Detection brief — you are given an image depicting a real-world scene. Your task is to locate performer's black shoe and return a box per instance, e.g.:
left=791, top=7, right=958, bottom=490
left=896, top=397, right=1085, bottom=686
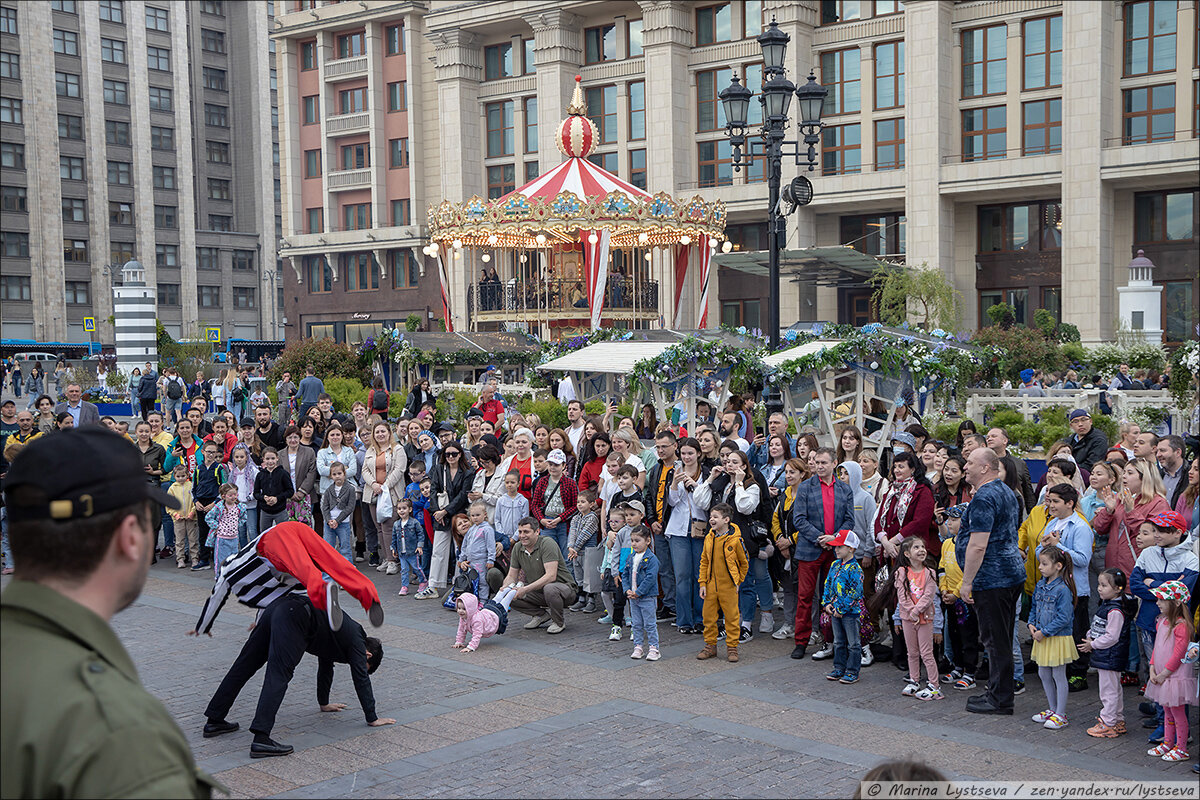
left=368, top=600, right=384, bottom=628
left=250, top=736, right=293, bottom=758
left=202, top=719, right=239, bottom=738
left=325, top=581, right=343, bottom=632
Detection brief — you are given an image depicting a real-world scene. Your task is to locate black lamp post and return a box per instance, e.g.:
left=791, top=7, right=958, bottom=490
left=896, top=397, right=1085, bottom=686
left=718, top=20, right=826, bottom=418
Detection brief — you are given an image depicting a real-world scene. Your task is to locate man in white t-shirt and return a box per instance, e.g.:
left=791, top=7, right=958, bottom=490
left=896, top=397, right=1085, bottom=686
left=718, top=411, right=750, bottom=453
left=565, top=400, right=586, bottom=453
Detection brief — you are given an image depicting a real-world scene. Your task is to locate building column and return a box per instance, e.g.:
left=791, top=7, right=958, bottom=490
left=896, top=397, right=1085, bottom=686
left=171, top=0, right=199, bottom=331
left=523, top=8, right=582, bottom=173
left=1060, top=1, right=1116, bottom=345
left=405, top=11, right=429, bottom=237
left=639, top=2, right=692, bottom=193
left=276, top=34, right=302, bottom=282
left=125, top=1, right=157, bottom=300
left=903, top=0, right=959, bottom=327
left=428, top=29, right=483, bottom=331
left=76, top=3, right=112, bottom=341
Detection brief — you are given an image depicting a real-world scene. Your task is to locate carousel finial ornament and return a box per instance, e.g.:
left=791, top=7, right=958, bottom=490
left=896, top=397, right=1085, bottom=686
left=557, top=75, right=598, bottom=158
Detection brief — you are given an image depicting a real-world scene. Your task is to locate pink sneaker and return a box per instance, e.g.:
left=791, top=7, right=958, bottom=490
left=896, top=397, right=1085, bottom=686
left=630, top=645, right=645, bottom=659
left=398, top=586, right=409, bottom=596
left=417, top=582, right=428, bottom=592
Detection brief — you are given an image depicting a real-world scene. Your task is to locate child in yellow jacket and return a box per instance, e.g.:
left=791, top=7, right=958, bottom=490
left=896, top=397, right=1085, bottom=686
left=938, top=505, right=978, bottom=688
left=167, top=463, right=200, bottom=569
left=698, top=503, right=749, bottom=663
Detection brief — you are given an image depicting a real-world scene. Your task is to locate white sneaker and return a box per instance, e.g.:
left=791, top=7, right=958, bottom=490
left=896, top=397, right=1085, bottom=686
left=375, top=561, right=388, bottom=572
left=915, top=682, right=944, bottom=701
left=902, top=680, right=920, bottom=697
left=772, top=591, right=783, bottom=610
left=631, top=645, right=645, bottom=659
left=385, top=562, right=398, bottom=575
left=860, top=645, right=874, bottom=666
left=771, top=624, right=794, bottom=640
left=758, top=613, right=774, bottom=633
left=1043, top=713, right=1068, bottom=730
left=811, top=644, right=834, bottom=661
left=646, top=647, right=661, bottom=662
left=1031, top=709, right=1053, bottom=724
left=608, top=625, right=622, bottom=641
left=546, top=622, right=565, bottom=635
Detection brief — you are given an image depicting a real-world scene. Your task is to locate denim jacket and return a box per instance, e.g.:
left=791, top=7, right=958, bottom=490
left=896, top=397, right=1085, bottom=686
left=1029, top=576, right=1074, bottom=637
left=391, top=517, right=424, bottom=556
left=620, top=549, right=660, bottom=599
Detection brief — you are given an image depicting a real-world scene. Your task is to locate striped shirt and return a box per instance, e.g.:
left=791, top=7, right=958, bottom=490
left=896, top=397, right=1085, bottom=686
left=193, top=535, right=304, bottom=634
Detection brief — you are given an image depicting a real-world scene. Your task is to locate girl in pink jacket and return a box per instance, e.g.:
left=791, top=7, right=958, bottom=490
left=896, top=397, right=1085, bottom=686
left=454, top=584, right=519, bottom=652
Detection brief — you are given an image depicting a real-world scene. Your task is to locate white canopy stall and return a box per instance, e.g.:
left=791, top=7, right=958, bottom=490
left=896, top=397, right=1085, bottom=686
left=539, top=341, right=675, bottom=409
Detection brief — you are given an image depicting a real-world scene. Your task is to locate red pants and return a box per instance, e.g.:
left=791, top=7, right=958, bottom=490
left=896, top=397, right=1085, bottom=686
left=255, top=522, right=379, bottom=613
left=793, top=550, right=834, bottom=647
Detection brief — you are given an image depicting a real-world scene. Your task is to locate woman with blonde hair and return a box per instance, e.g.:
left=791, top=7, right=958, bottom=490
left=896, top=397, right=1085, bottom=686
left=223, top=367, right=245, bottom=420
left=610, top=428, right=646, bottom=490
left=1093, top=457, right=1169, bottom=577
left=362, top=420, right=407, bottom=568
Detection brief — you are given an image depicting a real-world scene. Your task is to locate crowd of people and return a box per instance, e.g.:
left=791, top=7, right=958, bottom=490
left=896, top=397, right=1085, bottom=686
left=1, top=361, right=1197, bottom=770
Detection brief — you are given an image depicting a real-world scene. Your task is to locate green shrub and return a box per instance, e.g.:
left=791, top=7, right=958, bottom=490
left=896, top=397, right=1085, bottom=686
left=518, top=397, right=569, bottom=430
left=985, top=303, right=1016, bottom=329
left=1086, top=343, right=1166, bottom=376
left=969, top=326, right=1067, bottom=383
left=1040, top=406, right=1069, bottom=427
left=269, top=337, right=368, bottom=384
left=584, top=400, right=606, bottom=416
left=1092, top=413, right=1119, bottom=444
left=436, top=389, right=479, bottom=434
left=1041, top=424, right=1070, bottom=451
left=932, top=421, right=961, bottom=446
left=1060, top=341, right=1087, bottom=367
left=1008, top=422, right=1044, bottom=451
left=985, top=406, right=1025, bottom=431
left=324, top=377, right=367, bottom=413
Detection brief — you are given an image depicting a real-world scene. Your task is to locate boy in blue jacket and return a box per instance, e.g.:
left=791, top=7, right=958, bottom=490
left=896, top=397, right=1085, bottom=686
left=621, top=525, right=661, bottom=661
left=821, top=529, right=865, bottom=684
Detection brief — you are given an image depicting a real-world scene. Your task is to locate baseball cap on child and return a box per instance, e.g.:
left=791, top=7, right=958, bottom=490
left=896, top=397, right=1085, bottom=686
left=828, top=529, right=859, bottom=549
left=1147, top=510, right=1186, bottom=532
left=1150, top=580, right=1189, bottom=603
left=944, top=504, right=968, bottom=519
left=546, top=449, right=566, bottom=465
left=623, top=500, right=646, bottom=515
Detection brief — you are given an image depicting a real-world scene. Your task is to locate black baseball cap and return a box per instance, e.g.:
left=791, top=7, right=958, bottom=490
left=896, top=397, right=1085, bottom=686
left=5, top=428, right=180, bottom=522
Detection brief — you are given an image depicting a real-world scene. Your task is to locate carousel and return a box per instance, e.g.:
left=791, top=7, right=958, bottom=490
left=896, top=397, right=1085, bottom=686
left=426, top=76, right=727, bottom=339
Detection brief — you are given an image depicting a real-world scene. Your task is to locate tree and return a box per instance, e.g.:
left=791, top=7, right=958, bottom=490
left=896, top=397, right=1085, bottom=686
left=985, top=303, right=1016, bottom=330
left=868, top=262, right=960, bottom=332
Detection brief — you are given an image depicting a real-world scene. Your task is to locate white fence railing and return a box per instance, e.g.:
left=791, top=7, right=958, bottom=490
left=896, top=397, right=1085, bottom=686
left=964, top=388, right=1190, bottom=433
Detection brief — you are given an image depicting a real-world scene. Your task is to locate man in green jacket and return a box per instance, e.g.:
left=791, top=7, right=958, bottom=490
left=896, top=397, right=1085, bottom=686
left=1, top=428, right=220, bottom=799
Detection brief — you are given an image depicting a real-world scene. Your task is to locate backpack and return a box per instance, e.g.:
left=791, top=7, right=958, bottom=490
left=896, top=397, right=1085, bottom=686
left=231, top=384, right=245, bottom=402
left=166, top=377, right=183, bottom=399
left=371, top=388, right=389, bottom=412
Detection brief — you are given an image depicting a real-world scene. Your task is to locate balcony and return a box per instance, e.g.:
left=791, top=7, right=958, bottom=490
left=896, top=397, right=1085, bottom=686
left=467, top=278, right=659, bottom=327
left=327, top=168, right=372, bottom=192
left=324, top=55, right=367, bottom=83
left=326, top=111, right=369, bottom=136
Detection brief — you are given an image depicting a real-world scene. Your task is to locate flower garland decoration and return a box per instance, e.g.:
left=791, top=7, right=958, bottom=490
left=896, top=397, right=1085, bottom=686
left=1167, top=337, right=1198, bottom=411
left=356, top=326, right=541, bottom=368
left=629, top=336, right=766, bottom=392
left=536, top=327, right=635, bottom=366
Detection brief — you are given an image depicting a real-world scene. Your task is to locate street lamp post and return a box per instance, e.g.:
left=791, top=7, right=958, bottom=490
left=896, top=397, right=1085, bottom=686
left=719, top=20, right=826, bottom=420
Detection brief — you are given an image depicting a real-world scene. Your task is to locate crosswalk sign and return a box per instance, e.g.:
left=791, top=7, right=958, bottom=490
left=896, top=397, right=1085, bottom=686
left=205, top=327, right=221, bottom=343
left=82, top=317, right=96, bottom=332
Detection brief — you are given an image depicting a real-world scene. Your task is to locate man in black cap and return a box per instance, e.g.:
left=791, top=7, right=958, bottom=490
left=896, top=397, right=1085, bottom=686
left=1067, top=408, right=1108, bottom=470
left=1, top=429, right=218, bottom=798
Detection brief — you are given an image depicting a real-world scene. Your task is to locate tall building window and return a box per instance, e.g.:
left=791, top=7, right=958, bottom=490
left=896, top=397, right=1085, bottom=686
left=106, top=120, right=130, bottom=144
left=57, top=113, right=82, bottom=139
left=978, top=201, right=1062, bottom=252
left=306, top=208, right=323, bottom=233
left=304, top=148, right=321, bottom=178
left=99, top=0, right=123, bottom=23
left=696, top=3, right=731, bottom=45
left=1022, top=98, right=1061, bottom=155
left=522, top=38, right=536, bottom=73
left=628, top=81, right=645, bottom=140
left=62, top=197, right=86, bottom=221
left=201, top=28, right=226, bottom=54
left=300, top=40, right=316, bottom=70
left=340, top=143, right=368, bottom=170
left=150, top=126, right=174, bottom=150
left=338, top=87, right=367, bottom=114
left=208, top=178, right=230, bottom=200
left=487, top=164, right=514, bottom=199
left=145, top=6, right=169, bottom=32
left=821, top=123, right=861, bottom=175
left=54, top=30, right=79, bottom=56
left=1134, top=190, right=1196, bottom=243
left=585, top=85, right=618, bottom=143
left=200, top=0, right=223, bottom=16
left=962, top=25, right=1006, bottom=97
left=207, top=140, right=230, bottom=163
left=153, top=165, right=175, bottom=189
left=385, top=24, right=403, bottom=56
left=336, top=31, right=365, bottom=58
left=697, top=140, right=732, bottom=187
left=0, top=142, right=25, bottom=169
left=147, top=45, right=170, bottom=71
left=100, top=38, right=126, bottom=64
left=389, top=138, right=409, bottom=168
left=197, top=247, right=220, bottom=269
left=387, top=81, right=406, bottom=112
left=0, top=7, right=17, bottom=33
left=203, top=67, right=227, bottom=91
left=627, top=19, right=644, bottom=57
left=233, top=287, right=256, bottom=308
left=209, top=215, right=231, bottom=232
left=1124, top=0, right=1177, bottom=76
left=154, top=205, right=177, bottom=228
left=0, top=275, right=31, bottom=300
left=629, top=149, right=647, bottom=190
left=1, top=232, right=29, bottom=257
left=198, top=286, right=221, bottom=308
left=148, top=86, right=172, bottom=111
left=51, top=0, right=77, bottom=13
left=524, top=161, right=539, bottom=181
left=743, top=0, right=763, bottom=36
left=486, top=101, right=514, bottom=157
left=588, top=152, right=618, bottom=173
left=343, top=203, right=370, bottom=230
left=874, top=118, right=904, bottom=170
left=820, top=48, right=860, bottom=115
left=103, top=79, right=128, bottom=105
left=1022, top=16, right=1062, bottom=90
left=305, top=255, right=332, bottom=293
left=391, top=250, right=419, bottom=289
left=1123, top=84, right=1175, bottom=143
left=697, top=68, right=731, bottom=131
left=873, top=40, right=904, bottom=110
left=1, top=51, right=19, bottom=80
left=64, top=281, right=90, bottom=304
left=56, top=72, right=80, bottom=97
left=109, top=201, right=133, bottom=225
left=484, top=43, right=513, bottom=81
left=302, top=95, right=319, bottom=124
left=523, top=97, right=538, bottom=153
left=585, top=24, right=617, bottom=64
left=391, top=199, right=410, bottom=226
left=3, top=186, right=28, bottom=212
left=344, top=253, right=378, bottom=290
left=63, top=240, right=89, bottom=263
left=157, top=283, right=180, bottom=305
left=962, top=106, right=1006, bottom=160
left=204, top=104, right=228, bottom=127
left=156, top=244, right=178, bottom=268
left=61, top=156, right=86, bottom=181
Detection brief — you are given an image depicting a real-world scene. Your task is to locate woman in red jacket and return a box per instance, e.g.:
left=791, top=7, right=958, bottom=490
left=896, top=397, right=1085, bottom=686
left=874, top=450, right=939, bottom=561
left=576, top=431, right=612, bottom=494
left=1093, top=457, right=1170, bottom=578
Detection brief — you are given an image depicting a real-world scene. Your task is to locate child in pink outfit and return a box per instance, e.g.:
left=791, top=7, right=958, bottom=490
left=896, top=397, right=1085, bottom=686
left=895, top=536, right=942, bottom=701
left=453, top=584, right=519, bottom=653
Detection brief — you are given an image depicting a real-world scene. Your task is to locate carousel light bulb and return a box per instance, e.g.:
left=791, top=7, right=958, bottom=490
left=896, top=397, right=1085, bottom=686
left=421, top=245, right=431, bottom=256
left=481, top=253, right=491, bottom=263
left=722, top=241, right=733, bottom=253
left=487, top=234, right=498, bottom=246
left=637, top=232, right=649, bottom=244
left=535, top=233, right=547, bottom=246
left=519, top=254, right=528, bottom=263
left=644, top=252, right=652, bottom=262
left=709, top=238, right=718, bottom=250
left=680, top=234, right=692, bottom=246
left=453, top=249, right=462, bottom=259
left=452, top=239, right=463, bottom=250
left=429, top=241, right=440, bottom=254
left=588, top=233, right=598, bottom=245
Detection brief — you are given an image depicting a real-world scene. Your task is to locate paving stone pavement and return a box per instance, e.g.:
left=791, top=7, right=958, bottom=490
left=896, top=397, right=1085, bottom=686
left=8, top=560, right=1191, bottom=798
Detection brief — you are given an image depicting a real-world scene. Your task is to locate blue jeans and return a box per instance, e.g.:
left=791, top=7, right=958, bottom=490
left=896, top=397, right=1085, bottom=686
left=398, top=553, right=426, bottom=588
left=738, top=557, right=774, bottom=627
left=831, top=613, right=862, bottom=676
left=1, top=507, right=11, bottom=569
left=214, top=537, right=239, bottom=577
left=1011, top=594, right=1025, bottom=682
left=652, top=532, right=675, bottom=612
left=542, top=521, right=569, bottom=562
left=629, top=595, right=659, bottom=648
left=324, top=520, right=354, bottom=562
left=241, top=505, right=258, bottom=550
left=668, top=535, right=704, bottom=629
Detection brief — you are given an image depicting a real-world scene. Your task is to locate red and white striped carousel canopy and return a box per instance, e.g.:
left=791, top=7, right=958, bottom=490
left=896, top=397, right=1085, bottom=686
left=501, top=155, right=651, bottom=204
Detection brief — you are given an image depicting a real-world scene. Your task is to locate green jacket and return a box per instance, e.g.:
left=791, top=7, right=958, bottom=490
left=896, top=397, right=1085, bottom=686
left=0, top=581, right=221, bottom=799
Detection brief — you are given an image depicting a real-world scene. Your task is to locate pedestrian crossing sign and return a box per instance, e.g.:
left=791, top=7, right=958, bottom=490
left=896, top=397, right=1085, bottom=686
left=82, top=317, right=96, bottom=332
left=206, top=327, right=222, bottom=343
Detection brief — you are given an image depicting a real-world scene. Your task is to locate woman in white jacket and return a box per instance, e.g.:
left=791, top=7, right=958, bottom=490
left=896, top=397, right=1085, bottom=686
left=467, top=443, right=505, bottom=523
left=665, top=436, right=710, bottom=635
left=316, top=424, right=359, bottom=495
left=361, top=421, right=407, bottom=568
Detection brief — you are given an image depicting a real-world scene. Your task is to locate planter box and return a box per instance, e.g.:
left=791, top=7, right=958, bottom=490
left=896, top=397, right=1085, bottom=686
left=94, top=402, right=158, bottom=416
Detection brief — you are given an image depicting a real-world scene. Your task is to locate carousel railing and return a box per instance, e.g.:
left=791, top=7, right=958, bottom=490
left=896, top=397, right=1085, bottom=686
left=467, top=278, right=659, bottom=317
